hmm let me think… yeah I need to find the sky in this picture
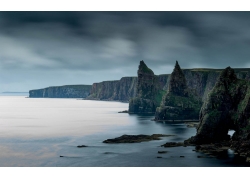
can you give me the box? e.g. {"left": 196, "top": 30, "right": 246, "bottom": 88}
{"left": 1, "top": 11, "right": 250, "bottom": 92}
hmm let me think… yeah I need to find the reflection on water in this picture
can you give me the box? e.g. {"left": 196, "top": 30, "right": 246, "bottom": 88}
{"left": 0, "top": 96, "right": 249, "bottom": 167}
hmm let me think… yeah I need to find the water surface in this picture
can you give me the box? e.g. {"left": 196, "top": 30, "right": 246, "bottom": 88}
{"left": 0, "top": 96, "right": 248, "bottom": 167}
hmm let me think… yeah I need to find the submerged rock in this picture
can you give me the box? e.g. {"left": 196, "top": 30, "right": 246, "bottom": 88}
{"left": 158, "top": 151, "right": 168, "bottom": 154}
{"left": 161, "top": 142, "right": 184, "bottom": 147}
{"left": 118, "top": 110, "right": 129, "bottom": 113}
{"left": 77, "top": 145, "right": 88, "bottom": 148}
{"left": 103, "top": 134, "right": 173, "bottom": 143}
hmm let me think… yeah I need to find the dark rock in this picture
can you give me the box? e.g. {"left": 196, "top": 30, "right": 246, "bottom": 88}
{"left": 129, "top": 60, "right": 166, "bottom": 113}
{"left": 161, "top": 142, "right": 184, "bottom": 147}
{"left": 155, "top": 61, "right": 202, "bottom": 120}
{"left": 103, "top": 134, "right": 172, "bottom": 143}
{"left": 103, "top": 152, "right": 117, "bottom": 154}
{"left": 180, "top": 156, "right": 185, "bottom": 158}
{"left": 77, "top": 145, "right": 88, "bottom": 148}
{"left": 60, "top": 156, "right": 64, "bottom": 157}
{"left": 157, "top": 156, "right": 162, "bottom": 158}
{"left": 158, "top": 151, "right": 168, "bottom": 154}
{"left": 185, "top": 122, "right": 199, "bottom": 128}
{"left": 197, "top": 156, "right": 205, "bottom": 158}
{"left": 168, "top": 61, "right": 188, "bottom": 96}
{"left": 187, "top": 67, "right": 250, "bottom": 147}
{"left": 118, "top": 110, "right": 129, "bottom": 113}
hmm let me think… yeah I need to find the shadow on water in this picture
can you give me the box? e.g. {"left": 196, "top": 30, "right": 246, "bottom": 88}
{"left": 126, "top": 114, "right": 196, "bottom": 142}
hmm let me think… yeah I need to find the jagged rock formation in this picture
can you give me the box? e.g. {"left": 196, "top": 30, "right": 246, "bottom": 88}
{"left": 187, "top": 67, "right": 250, "bottom": 146}
{"left": 155, "top": 61, "right": 202, "bottom": 120}
{"left": 129, "top": 61, "right": 166, "bottom": 113}
{"left": 168, "top": 61, "right": 188, "bottom": 96}
{"left": 29, "top": 85, "right": 91, "bottom": 98}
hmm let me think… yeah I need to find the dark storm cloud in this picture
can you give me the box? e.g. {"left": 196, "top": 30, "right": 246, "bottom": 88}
{"left": 1, "top": 12, "right": 250, "bottom": 91}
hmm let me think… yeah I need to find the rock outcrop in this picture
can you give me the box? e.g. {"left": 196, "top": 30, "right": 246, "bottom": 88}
{"left": 187, "top": 67, "right": 250, "bottom": 145}
{"left": 29, "top": 85, "right": 91, "bottom": 98}
{"left": 129, "top": 61, "right": 166, "bottom": 113}
{"left": 103, "top": 134, "right": 172, "bottom": 143}
{"left": 155, "top": 61, "right": 202, "bottom": 120}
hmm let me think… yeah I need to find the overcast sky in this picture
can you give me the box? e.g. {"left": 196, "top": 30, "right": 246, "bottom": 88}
{"left": 0, "top": 12, "right": 250, "bottom": 92}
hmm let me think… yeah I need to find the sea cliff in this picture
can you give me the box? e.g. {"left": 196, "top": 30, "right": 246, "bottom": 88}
{"left": 128, "top": 61, "right": 166, "bottom": 113}
{"left": 155, "top": 61, "right": 202, "bottom": 120}
{"left": 29, "top": 85, "right": 91, "bottom": 98}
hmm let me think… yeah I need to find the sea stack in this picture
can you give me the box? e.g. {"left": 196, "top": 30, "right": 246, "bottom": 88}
{"left": 128, "top": 60, "right": 165, "bottom": 113}
{"left": 154, "top": 61, "right": 202, "bottom": 120}
{"left": 187, "top": 67, "right": 250, "bottom": 145}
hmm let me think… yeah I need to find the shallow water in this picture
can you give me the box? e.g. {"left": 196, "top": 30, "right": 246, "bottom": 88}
{"left": 0, "top": 96, "right": 248, "bottom": 167}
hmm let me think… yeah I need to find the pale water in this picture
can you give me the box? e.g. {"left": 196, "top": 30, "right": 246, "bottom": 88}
{"left": 0, "top": 96, "right": 248, "bottom": 167}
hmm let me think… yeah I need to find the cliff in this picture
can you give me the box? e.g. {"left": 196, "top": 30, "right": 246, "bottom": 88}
{"left": 182, "top": 68, "right": 250, "bottom": 102}
{"left": 187, "top": 67, "right": 250, "bottom": 144}
{"left": 112, "top": 77, "right": 137, "bottom": 101}
{"left": 86, "top": 73, "right": 169, "bottom": 102}
{"left": 85, "top": 80, "right": 120, "bottom": 100}
{"left": 155, "top": 61, "right": 202, "bottom": 120}
{"left": 29, "top": 85, "right": 92, "bottom": 98}
{"left": 85, "top": 77, "right": 138, "bottom": 101}
{"left": 128, "top": 61, "right": 166, "bottom": 113}
{"left": 29, "top": 65, "right": 250, "bottom": 103}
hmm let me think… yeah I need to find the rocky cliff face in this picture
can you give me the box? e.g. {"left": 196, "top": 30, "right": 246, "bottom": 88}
{"left": 86, "top": 80, "right": 120, "bottom": 100}
{"left": 129, "top": 61, "right": 165, "bottom": 113}
{"left": 86, "top": 77, "right": 138, "bottom": 101}
{"left": 158, "top": 74, "right": 170, "bottom": 90}
{"left": 29, "top": 85, "right": 91, "bottom": 98}
{"left": 112, "top": 77, "right": 137, "bottom": 101}
{"left": 155, "top": 61, "right": 202, "bottom": 120}
{"left": 182, "top": 69, "right": 250, "bottom": 102}
{"left": 187, "top": 67, "right": 250, "bottom": 145}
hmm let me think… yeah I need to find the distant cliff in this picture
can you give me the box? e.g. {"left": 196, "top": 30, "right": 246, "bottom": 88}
{"left": 29, "top": 85, "right": 92, "bottom": 98}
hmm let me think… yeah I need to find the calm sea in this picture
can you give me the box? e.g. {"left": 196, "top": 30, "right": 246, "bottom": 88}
{"left": 0, "top": 95, "right": 248, "bottom": 167}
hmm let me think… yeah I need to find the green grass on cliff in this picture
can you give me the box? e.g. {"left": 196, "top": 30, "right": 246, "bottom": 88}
{"left": 141, "top": 65, "right": 154, "bottom": 74}
{"left": 163, "top": 92, "right": 202, "bottom": 110}
{"left": 154, "top": 90, "right": 167, "bottom": 106}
